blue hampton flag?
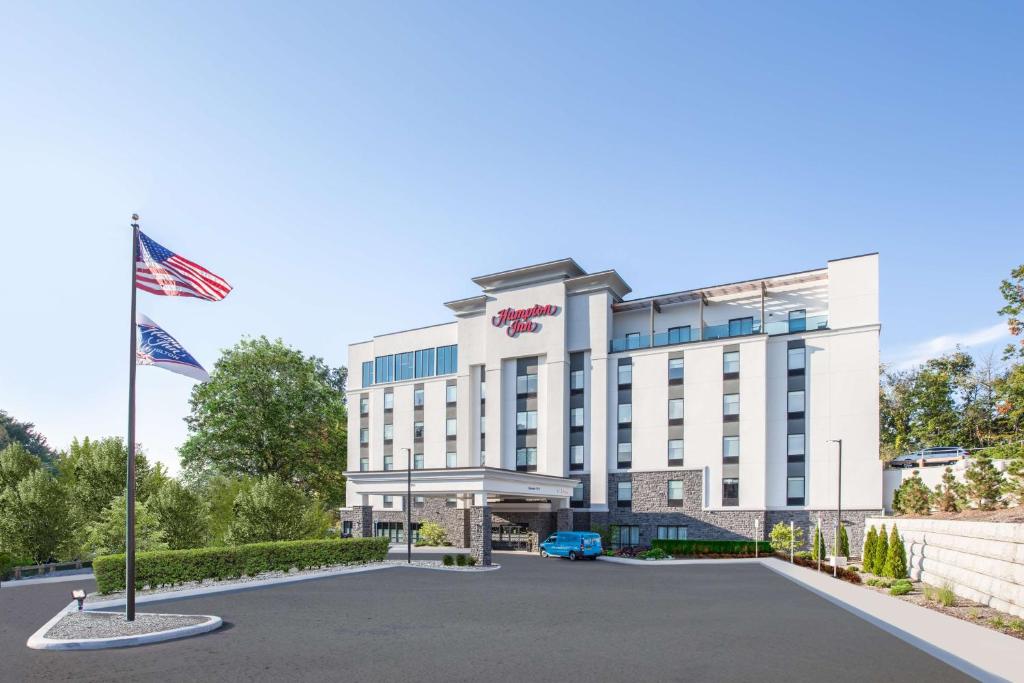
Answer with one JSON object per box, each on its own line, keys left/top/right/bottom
{"left": 136, "top": 313, "right": 210, "bottom": 382}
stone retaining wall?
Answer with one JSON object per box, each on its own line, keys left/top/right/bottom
{"left": 865, "top": 516, "right": 1024, "bottom": 618}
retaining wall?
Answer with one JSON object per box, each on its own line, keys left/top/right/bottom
{"left": 865, "top": 516, "right": 1024, "bottom": 618}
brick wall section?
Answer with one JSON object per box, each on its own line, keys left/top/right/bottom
{"left": 470, "top": 506, "right": 492, "bottom": 566}
{"left": 339, "top": 498, "right": 471, "bottom": 547}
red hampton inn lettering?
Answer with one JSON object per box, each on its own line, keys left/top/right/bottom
{"left": 492, "top": 304, "right": 559, "bottom": 337}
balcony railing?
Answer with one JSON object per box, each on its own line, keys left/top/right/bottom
{"left": 609, "top": 314, "right": 828, "bottom": 353}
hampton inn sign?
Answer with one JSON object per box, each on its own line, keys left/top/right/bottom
{"left": 491, "top": 304, "right": 559, "bottom": 337}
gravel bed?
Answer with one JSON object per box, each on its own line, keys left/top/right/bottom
{"left": 45, "top": 612, "right": 207, "bottom": 640}
{"left": 87, "top": 559, "right": 489, "bottom": 603}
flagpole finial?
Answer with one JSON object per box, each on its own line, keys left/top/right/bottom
{"left": 131, "top": 213, "right": 140, "bottom": 226}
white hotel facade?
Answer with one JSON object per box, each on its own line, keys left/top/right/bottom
{"left": 340, "top": 255, "right": 882, "bottom": 563}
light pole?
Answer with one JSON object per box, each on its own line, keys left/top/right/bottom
{"left": 828, "top": 439, "right": 843, "bottom": 578}
{"left": 404, "top": 447, "right": 412, "bottom": 564}
{"left": 753, "top": 518, "right": 759, "bottom": 558}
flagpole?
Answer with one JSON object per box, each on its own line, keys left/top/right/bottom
{"left": 126, "top": 214, "right": 139, "bottom": 622}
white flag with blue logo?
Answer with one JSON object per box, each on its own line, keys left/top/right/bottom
{"left": 136, "top": 313, "right": 210, "bottom": 382}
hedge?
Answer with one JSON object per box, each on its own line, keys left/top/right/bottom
{"left": 93, "top": 537, "right": 390, "bottom": 594}
{"left": 650, "top": 539, "right": 773, "bottom": 556}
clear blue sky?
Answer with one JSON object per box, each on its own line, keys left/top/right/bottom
{"left": 2, "top": 2, "right": 1021, "bottom": 473}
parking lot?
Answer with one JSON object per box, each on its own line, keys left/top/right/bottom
{"left": 1, "top": 553, "right": 971, "bottom": 682}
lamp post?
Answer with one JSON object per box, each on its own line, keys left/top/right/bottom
{"left": 404, "top": 448, "right": 412, "bottom": 564}
{"left": 753, "top": 518, "right": 759, "bottom": 558}
{"left": 816, "top": 513, "right": 822, "bottom": 573}
{"left": 828, "top": 439, "right": 843, "bottom": 578}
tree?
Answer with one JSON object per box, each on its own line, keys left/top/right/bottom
{"left": 882, "top": 525, "right": 908, "bottom": 579}
{"left": 0, "top": 410, "right": 57, "bottom": 468}
{"left": 180, "top": 337, "right": 348, "bottom": 506}
{"left": 811, "top": 524, "right": 827, "bottom": 561}
{"left": 874, "top": 524, "right": 889, "bottom": 575}
{"left": 57, "top": 437, "right": 154, "bottom": 535}
{"left": 0, "top": 469, "right": 76, "bottom": 563}
{"left": 892, "top": 471, "right": 933, "bottom": 515}
{"left": 84, "top": 494, "right": 167, "bottom": 557}
{"left": 998, "top": 264, "right": 1024, "bottom": 360}
{"left": 934, "top": 467, "right": 965, "bottom": 512}
{"left": 769, "top": 522, "right": 805, "bottom": 553}
{"left": 199, "top": 475, "right": 252, "bottom": 546}
{"left": 227, "top": 476, "right": 329, "bottom": 545}
{"left": 149, "top": 480, "right": 209, "bottom": 550}
{"left": 0, "top": 443, "right": 42, "bottom": 491}
{"left": 964, "top": 454, "right": 1006, "bottom": 510}
{"left": 863, "top": 526, "right": 878, "bottom": 570}
{"left": 838, "top": 525, "right": 850, "bottom": 557}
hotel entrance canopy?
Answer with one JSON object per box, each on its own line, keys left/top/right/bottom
{"left": 344, "top": 466, "right": 579, "bottom": 503}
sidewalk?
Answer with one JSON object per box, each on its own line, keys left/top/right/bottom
{"left": 1, "top": 569, "right": 94, "bottom": 589}
{"left": 763, "top": 557, "right": 1024, "bottom": 683}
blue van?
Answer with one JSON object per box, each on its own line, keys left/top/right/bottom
{"left": 539, "top": 531, "right": 602, "bottom": 560}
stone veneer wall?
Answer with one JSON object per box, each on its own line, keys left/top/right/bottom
{"left": 491, "top": 510, "right": 557, "bottom": 550}
{"left": 866, "top": 517, "right": 1024, "bottom": 618}
{"left": 470, "top": 506, "right": 492, "bottom": 565}
{"left": 766, "top": 509, "right": 880, "bottom": 558}
{"left": 339, "top": 498, "right": 470, "bottom": 547}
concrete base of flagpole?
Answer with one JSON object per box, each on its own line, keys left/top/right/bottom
{"left": 27, "top": 605, "right": 221, "bottom": 650}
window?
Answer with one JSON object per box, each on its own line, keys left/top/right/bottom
{"left": 668, "top": 398, "right": 684, "bottom": 420}
{"left": 359, "top": 396, "right": 369, "bottom": 415}
{"left": 570, "top": 407, "right": 584, "bottom": 427}
{"left": 516, "top": 448, "right": 537, "bottom": 470}
{"left": 787, "top": 390, "right": 805, "bottom": 414}
{"left": 446, "top": 385, "right": 457, "bottom": 404}
{"left": 668, "top": 326, "right": 690, "bottom": 345}
{"left": 480, "top": 415, "right": 486, "bottom": 434}
{"left": 570, "top": 445, "right": 584, "bottom": 469}
{"left": 375, "top": 521, "right": 403, "bottom": 542}
{"left": 618, "top": 403, "right": 632, "bottom": 424}
{"left": 415, "top": 348, "right": 435, "bottom": 378}
{"left": 516, "top": 373, "right": 538, "bottom": 395}
{"left": 625, "top": 332, "right": 641, "bottom": 349}
{"left": 728, "top": 317, "right": 753, "bottom": 336}
{"left": 787, "top": 477, "right": 805, "bottom": 501}
{"left": 395, "top": 351, "right": 414, "bottom": 381}
{"left": 446, "top": 496, "right": 457, "bottom": 508}
{"left": 414, "top": 421, "right": 424, "bottom": 439}
{"left": 436, "top": 345, "right": 458, "bottom": 375}
{"left": 414, "top": 388, "right": 424, "bottom": 406}
{"left": 383, "top": 495, "right": 394, "bottom": 508}
{"left": 383, "top": 455, "right": 393, "bottom": 471}
{"left": 383, "top": 392, "right": 394, "bottom": 410}
{"left": 383, "top": 423, "right": 394, "bottom": 441}
{"left": 615, "top": 525, "right": 640, "bottom": 548}
{"left": 617, "top": 442, "right": 632, "bottom": 468}
{"left": 446, "top": 418, "right": 457, "bottom": 437}
{"left": 359, "top": 456, "right": 368, "bottom": 472}
{"left": 571, "top": 482, "right": 584, "bottom": 504}
{"left": 668, "top": 357, "right": 684, "bottom": 381}
{"left": 570, "top": 370, "right": 584, "bottom": 390}
{"left": 516, "top": 411, "right": 538, "bottom": 430}
{"left": 617, "top": 362, "right": 632, "bottom": 386}
{"left": 617, "top": 481, "right": 632, "bottom": 506}
{"left": 342, "top": 521, "right": 352, "bottom": 536}
{"left": 668, "top": 480, "right": 684, "bottom": 505}
{"left": 723, "top": 435, "right": 739, "bottom": 459}
{"left": 414, "top": 453, "right": 424, "bottom": 469}
{"left": 722, "top": 478, "right": 739, "bottom": 506}
{"left": 723, "top": 351, "right": 740, "bottom": 374}
{"left": 375, "top": 355, "right": 394, "bottom": 384}
{"left": 787, "top": 434, "right": 805, "bottom": 456}
{"left": 657, "top": 525, "right": 688, "bottom": 540}
{"left": 359, "top": 428, "right": 369, "bottom": 445}
{"left": 789, "top": 309, "right": 806, "bottom": 333}
{"left": 446, "top": 451, "right": 457, "bottom": 468}
{"left": 668, "top": 439, "right": 684, "bottom": 464}
{"left": 413, "top": 496, "right": 425, "bottom": 507}
{"left": 361, "top": 361, "right": 374, "bottom": 387}
{"left": 788, "top": 347, "right": 805, "bottom": 371}
{"left": 723, "top": 393, "right": 740, "bottom": 416}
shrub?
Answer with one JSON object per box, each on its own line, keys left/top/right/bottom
{"left": 964, "top": 455, "right": 1006, "bottom": 511}
{"left": 227, "top": 476, "right": 329, "bottom": 545}
{"left": 0, "top": 550, "right": 25, "bottom": 579}
{"left": 591, "top": 523, "right": 614, "bottom": 550}
{"left": 85, "top": 495, "right": 167, "bottom": 557}
{"left": 794, "top": 550, "right": 812, "bottom": 560}
{"left": 838, "top": 525, "right": 850, "bottom": 557}
{"left": 811, "top": 525, "right": 827, "bottom": 562}
{"left": 874, "top": 524, "right": 889, "bottom": 575}
{"left": 934, "top": 467, "right": 965, "bottom": 512}
{"left": 848, "top": 565, "right": 859, "bottom": 573}
{"left": 416, "top": 521, "right": 449, "bottom": 547}
{"left": 640, "top": 547, "right": 670, "bottom": 560}
{"left": 455, "top": 553, "right": 467, "bottom": 566}
{"left": 882, "top": 525, "right": 908, "bottom": 579}
{"left": 866, "top": 577, "right": 892, "bottom": 588}
{"left": 990, "top": 616, "right": 1006, "bottom": 630}
{"left": 442, "top": 554, "right": 454, "bottom": 566}
{"left": 790, "top": 554, "right": 861, "bottom": 583}
{"left": 92, "top": 537, "right": 389, "bottom": 593}
{"left": 890, "top": 581, "right": 912, "bottom": 596}
{"left": 651, "top": 539, "right": 772, "bottom": 556}
{"left": 769, "top": 522, "right": 804, "bottom": 553}
{"left": 466, "top": 555, "right": 477, "bottom": 567}
{"left": 1008, "top": 619, "right": 1024, "bottom": 634}
{"left": 937, "top": 583, "right": 956, "bottom": 607}
{"left": 892, "top": 471, "right": 933, "bottom": 515}
{"left": 862, "top": 526, "right": 878, "bottom": 573}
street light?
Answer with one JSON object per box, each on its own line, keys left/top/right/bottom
{"left": 404, "top": 447, "right": 412, "bottom": 564}
{"left": 827, "top": 438, "right": 843, "bottom": 578}
{"left": 753, "top": 518, "right": 759, "bottom": 558}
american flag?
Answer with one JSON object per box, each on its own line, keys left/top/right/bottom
{"left": 135, "top": 231, "right": 232, "bottom": 301}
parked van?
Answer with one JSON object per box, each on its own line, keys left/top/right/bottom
{"left": 539, "top": 531, "right": 602, "bottom": 560}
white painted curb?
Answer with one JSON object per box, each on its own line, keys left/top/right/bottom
{"left": 597, "top": 556, "right": 763, "bottom": 566}
{"left": 26, "top": 602, "right": 222, "bottom": 651}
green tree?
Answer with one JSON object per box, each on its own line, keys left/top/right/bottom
{"left": 149, "top": 480, "right": 209, "bottom": 550}
{"left": 84, "top": 494, "right": 167, "bottom": 557}
{"left": 880, "top": 367, "right": 916, "bottom": 460}
{"left": 227, "top": 476, "right": 329, "bottom": 545}
{"left": 874, "top": 524, "right": 889, "bottom": 575}
{"left": 998, "top": 264, "right": 1024, "bottom": 360}
{"left": 57, "top": 437, "right": 154, "bottom": 534}
{"left": 964, "top": 454, "right": 1006, "bottom": 510}
{"left": 200, "top": 475, "right": 252, "bottom": 546}
{"left": 934, "top": 467, "right": 965, "bottom": 512}
{"left": 180, "top": 337, "right": 348, "bottom": 506}
{"left": 892, "top": 471, "right": 933, "bottom": 515}
{"left": 838, "top": 525, "right": 850, "bottom": 557}
{"left": 882, "top": 525, "right": 908, "bottom": 579}
{"left": 811, "top": 524, "right": 827, "bottom": 561}
{"left": 863, "top": 526, "right": 878, "bottom": 569}
{"left": 0, "top": 469, "right": 76, "bottom": 562}
{"left": 0, "top": 442, "right": 42, "bottom": 491}
{"left": 0, "top": 410, "right": 57, "bottom": 468}
{"left": 769, "top": 522, "right": 805, "bottom": 553}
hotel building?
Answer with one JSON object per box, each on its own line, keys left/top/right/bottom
{"left": 340, "top": 254, "right": 882, "bottom": 563}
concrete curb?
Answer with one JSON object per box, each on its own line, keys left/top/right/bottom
{"left": 1, "top": 572, "right": 95, "bottom": 588}
{"left": 26, "top": 602, "right": 222, "bottom": 651}
{"left": 598, "top": 556, "right": 763, "bottom": 566}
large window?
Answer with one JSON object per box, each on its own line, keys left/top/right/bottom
{"left": 570, "top": 407, "right": 584, "bottom": 427}
{"left": 359, "top": 456, "right": 369, "bottom": 472}
{"left": 414, "top": 421, "right": 424, "bottom": 439}
{"left": 446, "top": 451, "right": 457, "bottom": 468}
{"left": 359, "top": 396, "right": 369, "bottom": 415}
{"left": 516, "top": 447, "right": 537, "bottom": 471}
{"left": 615, "top": 525, "right": 640, "bottom": 548}
{"left": 415, "top": 348, "right": 435, "bottom": 378}
{"left": 787, "top": 434, "right": 805, "bottom": 456}
{"left": 383, "top": 423, "right": 394, "bottom": 441}
{"left": 668, "top": 357, "right": 684, "bottom": 381}
{"left": 414, "top": 388, "right": 424, "bottom": 406}
{"left": 723, "top": 435, "right": 739, "bottom": 459}
{"left": 617, "top": 362, "right": 632, "bottom": 386}
{"left": 616, "top": 481, "right": 632, "bottom": 506}
{"left": 617, "top": 442, "right": 632, "bottom": 468}
{"left": 436, "top": 345, "right": 458, "bottom": 375}
{"left": 570, "top": 369, "right": 584, "bottom": 390}
{"left": 657, "top": 525, "right": 688, "bottom": 540}
{"left": 414, "top": 453, "right": 424, "bottom": 469}
{"left": 570, "top": 445, "right": 584, "bottom": 468}
{"left": 722, "top": 478, "right": 739, "bottom": 506}
{"left": 728, "top": 317, "right": 753, "bottom": 336}
{"left": 383, "top": 392, "right": 394, "bottom": 410}
{"left": 516, "top": 411, "right": 538, "bottom": 430}
{"left": 723, "top": 393, "right": 740, "bottom": 416}
{"left": 723, "top": 351, "right": 740, "bottom": 374}
{"left": 668, "top": 398, "right": 684, "bottom": 420}
{"left": 788, "top": 347, "right": 805, "bottom": 371}
{"left": 359, "top": 428, "right": 369, "bottom": 445}
{"left": 570, "top": 482, "right": 584, "bottom": 506}
{"left": 382, "top": 495, "right": 394, "bottom": 508}
{"left": 395, "top": 352, "right": 415, "bottom": 381}
{"left": 668, "top": 439, "right": 684, "bottom": 465}
{"left": 375, "top": 521, "right": 402, "bottom": 541}
{"left": 446, "top": 385, "right": 457, "bottom": 404}
{"left": 361, "top": 361, "right": 373, "bottom": 387}
{"left": 383, "top": 455, "right": 393, "bottom": 471}
{"left": 617, "top": 404, "right": 632, "bottom": 424}
{"left": 516, "top": 373, "right": 538, "bottom": 395}
{"left": 375, "top": 355, "right": 394, "bottom": 384}
{"left": 787, "top": 476, "right": 805, "bottom": 501}
{"left": 668, "top": 326, "right": 691, "bottom": 345}
{"left": 668, "top": 480, "right": 684, "bottom": 505}
{"left": 446, "top": 418, "right": 457, "bottom": 437}
{"left": 787, "top": 390, "right": 805, "bottom": 414}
